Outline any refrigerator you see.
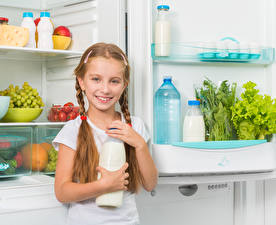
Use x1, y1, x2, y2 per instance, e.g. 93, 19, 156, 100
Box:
0, 0, 276, 225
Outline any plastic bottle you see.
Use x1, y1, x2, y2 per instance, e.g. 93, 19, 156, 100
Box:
155, 5, 170, 56
96, 137, 126, 207
21, 12, 36, 48
183, 100, 205, 142
154, 76, 181, 144
37, 12, 53, 49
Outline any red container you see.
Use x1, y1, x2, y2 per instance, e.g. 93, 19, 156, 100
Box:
47, 103, 79, 122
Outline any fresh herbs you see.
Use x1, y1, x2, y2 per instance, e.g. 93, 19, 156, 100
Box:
231, 81, 276, 140
195, 78, 237, 141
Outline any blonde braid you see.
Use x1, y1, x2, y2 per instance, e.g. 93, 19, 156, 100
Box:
119, 88, 143, 193
75, 78, 86, 116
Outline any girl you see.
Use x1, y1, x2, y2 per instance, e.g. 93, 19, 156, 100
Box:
53, 42, 158, 225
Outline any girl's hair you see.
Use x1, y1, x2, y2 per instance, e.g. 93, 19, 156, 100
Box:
73, 42, 143, 193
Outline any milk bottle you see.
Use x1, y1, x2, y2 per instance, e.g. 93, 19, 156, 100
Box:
37, 12, 53, 49
183, 100, 205, 142
96, 137, 126, 207
21, 12, 36, 48
155, 5, 171, 56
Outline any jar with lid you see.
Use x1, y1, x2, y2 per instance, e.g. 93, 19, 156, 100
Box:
155, 5, 170, 56
183, 100, 205, 142
0, 17, 8, 25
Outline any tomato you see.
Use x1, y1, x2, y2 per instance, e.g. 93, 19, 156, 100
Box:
64, 102, 74, 107
58, 111, 67, 122
72, 106, 79, 113
52, 104, 62, 113
63, 105, 72, 113
67, 111, 77, 121
53, 113, 59, 122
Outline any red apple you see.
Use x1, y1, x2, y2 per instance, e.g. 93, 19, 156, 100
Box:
53, 26, 71, 38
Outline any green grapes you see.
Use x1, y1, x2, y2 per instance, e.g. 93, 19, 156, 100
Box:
0, 82, 44, 108
45, 147, 58, 172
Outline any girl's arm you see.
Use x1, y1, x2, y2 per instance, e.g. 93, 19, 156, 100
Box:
55, 144, 129, 203
134, 141, 158, 192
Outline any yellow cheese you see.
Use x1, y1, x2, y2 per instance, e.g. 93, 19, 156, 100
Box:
0, 25, 29, 47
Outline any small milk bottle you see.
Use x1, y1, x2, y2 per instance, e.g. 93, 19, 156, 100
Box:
21, 12, 36, 48
155, 5, 171, 56
37, 12, 53, 49
183, 100, 205, 142
96, 137, 126, 207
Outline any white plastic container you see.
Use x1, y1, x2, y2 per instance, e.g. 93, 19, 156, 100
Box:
96, 137, 126, 207
155, 5, 170, 56
37, 12, 53, 49
183, 100, 205, 142
21, 12, 36, 48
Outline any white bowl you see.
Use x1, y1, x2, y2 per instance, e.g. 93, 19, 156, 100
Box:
0, 96, 10, 120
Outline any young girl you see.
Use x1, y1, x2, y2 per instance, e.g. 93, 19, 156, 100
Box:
53, 42, 158, 225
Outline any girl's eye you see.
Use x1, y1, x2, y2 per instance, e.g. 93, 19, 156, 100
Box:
111, 79, 120, 84
92, 77, 100, 82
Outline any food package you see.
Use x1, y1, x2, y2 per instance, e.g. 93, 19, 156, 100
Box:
0, 24, 29, 47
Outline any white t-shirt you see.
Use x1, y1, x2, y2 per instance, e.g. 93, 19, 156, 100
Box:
53, 114, 150, 225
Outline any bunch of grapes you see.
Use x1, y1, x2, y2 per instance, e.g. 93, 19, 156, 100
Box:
45, 147, 58, 172
0, 82, 44, 108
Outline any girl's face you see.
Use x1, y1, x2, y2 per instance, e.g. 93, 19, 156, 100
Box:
78, 57, 126, 112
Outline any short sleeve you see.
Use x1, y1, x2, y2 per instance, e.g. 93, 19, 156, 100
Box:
52, 120, 79, 151
131, 116, 150, 143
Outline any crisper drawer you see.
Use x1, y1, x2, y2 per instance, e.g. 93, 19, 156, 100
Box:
0, 127, 32, 178
152, 140, 276, 175
0, 125, 62, 178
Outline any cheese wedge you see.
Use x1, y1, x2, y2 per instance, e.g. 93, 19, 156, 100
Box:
0, 25, 29, 47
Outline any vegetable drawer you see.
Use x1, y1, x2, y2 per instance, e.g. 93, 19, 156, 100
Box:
152, 140, 276, 175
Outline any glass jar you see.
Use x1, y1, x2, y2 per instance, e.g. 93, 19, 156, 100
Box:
0, 17, 8, 25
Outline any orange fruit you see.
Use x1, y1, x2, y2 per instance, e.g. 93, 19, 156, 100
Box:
21, 143, 48, 171
40, 142, 52, 152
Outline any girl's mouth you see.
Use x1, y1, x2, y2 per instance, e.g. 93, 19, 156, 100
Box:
96, 96, 113, 103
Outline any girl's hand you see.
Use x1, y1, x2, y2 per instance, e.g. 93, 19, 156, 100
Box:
96, 162, 129, 193
106, 120, 146, 149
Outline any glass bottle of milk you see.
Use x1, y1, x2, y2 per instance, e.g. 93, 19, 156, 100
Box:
183, 100, 205, 142
96, 136, 126, 207
155, 5, 170, 56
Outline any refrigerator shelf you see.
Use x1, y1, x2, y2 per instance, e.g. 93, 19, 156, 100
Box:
151, 43, 275, 65
152, 141, 276, 176
0, 46, 83, 62
0, 122, 66, 127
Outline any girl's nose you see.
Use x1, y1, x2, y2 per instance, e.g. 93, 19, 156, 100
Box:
102, 82, 110, 93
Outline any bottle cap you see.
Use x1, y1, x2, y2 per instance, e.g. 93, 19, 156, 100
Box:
163, 76, 172, 82
23, 12, 33, 18
157, 5, 170, 10
188, 100, 200, 106
40, 11, 50, 18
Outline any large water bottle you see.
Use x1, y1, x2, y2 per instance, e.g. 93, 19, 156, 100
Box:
154, 76, 181, 144
21, 12, 36, 48
96, 136, 126, 207
37, 12, 53, 49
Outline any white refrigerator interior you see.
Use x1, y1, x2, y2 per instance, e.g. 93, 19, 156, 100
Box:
0, 0, 276, 225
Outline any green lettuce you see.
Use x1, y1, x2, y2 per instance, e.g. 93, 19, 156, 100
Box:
231, 81, 276, 140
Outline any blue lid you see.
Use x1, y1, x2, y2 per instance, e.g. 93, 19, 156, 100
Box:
157, 5, 170, 10
40, 11, 50, 18
163, 76, 172, 82
23, 12, 33, 18
188, 100, 200, 106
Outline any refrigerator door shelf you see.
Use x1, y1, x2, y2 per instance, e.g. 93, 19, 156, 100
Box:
152, 142, 276, 176
151, 43, 275, 65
